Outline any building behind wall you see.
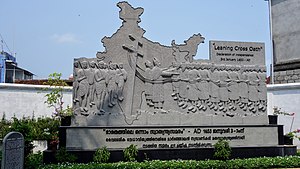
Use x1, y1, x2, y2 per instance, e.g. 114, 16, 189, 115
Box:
0, 51, 34, 83
271, 0, 300, 84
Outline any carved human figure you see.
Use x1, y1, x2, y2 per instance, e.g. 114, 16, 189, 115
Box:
170, 62, 181, 103
77, 61, 89, 115
116, 63, 127, 102
145, 60, 154, 106
187, 65, 201, 113
107, 63, 118, 107
238, 66, 249, 112
177, 64, 189, 109
73, 61, 80, 115
248, 67, 260, 113
94, 61, 108, 115
151, 58, 166, 113
87, 61, 96, 106
257, 67, 267, 112
73, 61, 80, 103
209, 64, 220, 111
218, 65, 231, 114
228, 66, 240, 111
197, 63, 211, 111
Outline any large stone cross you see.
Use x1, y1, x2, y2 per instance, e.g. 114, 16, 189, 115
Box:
122, 34, 144, 115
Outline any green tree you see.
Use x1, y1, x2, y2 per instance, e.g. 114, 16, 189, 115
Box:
44, 73, 72, 118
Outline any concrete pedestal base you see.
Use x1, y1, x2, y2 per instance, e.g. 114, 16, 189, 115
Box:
43, 124, 295, 164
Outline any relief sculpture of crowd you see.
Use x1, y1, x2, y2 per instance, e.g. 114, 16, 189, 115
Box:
141, 59, 266, 117
73, 57, 266, 118
73, 60, 127, 116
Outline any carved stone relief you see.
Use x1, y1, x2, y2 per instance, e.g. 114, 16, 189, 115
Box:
72, 1, 268, 126
73, 60, 127, 116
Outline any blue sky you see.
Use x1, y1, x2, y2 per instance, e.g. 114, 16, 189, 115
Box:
0, 0, 271, 79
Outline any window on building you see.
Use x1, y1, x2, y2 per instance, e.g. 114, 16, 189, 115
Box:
15, 69, 24, 80
5, 69, 13, 83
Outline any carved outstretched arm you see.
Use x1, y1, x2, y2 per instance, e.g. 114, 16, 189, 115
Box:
78, 75, 87, 82
95, 73, 105, 82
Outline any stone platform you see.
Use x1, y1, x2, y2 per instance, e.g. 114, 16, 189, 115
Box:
44, 123, 295, 164
41, 124, 296, 164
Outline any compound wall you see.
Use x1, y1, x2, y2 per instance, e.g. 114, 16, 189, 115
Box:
0, 83, 299, 147
0, 83, 72, 120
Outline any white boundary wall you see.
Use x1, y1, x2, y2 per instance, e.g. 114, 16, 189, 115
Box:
0, 83, 72, 119
267, 83, 300, 148
0, 83, 300, 147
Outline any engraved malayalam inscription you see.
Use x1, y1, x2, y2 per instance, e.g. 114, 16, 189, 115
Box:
103, 127, 246, 149
66, 126, 279, 150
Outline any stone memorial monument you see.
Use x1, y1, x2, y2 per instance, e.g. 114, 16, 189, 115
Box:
1, 132, 24, 169
62, 2, 293, 161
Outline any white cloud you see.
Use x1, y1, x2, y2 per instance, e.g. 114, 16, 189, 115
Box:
50, 33, 81, 44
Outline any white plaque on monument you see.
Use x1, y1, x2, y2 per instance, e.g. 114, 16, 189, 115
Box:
209, 41, 265, 65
